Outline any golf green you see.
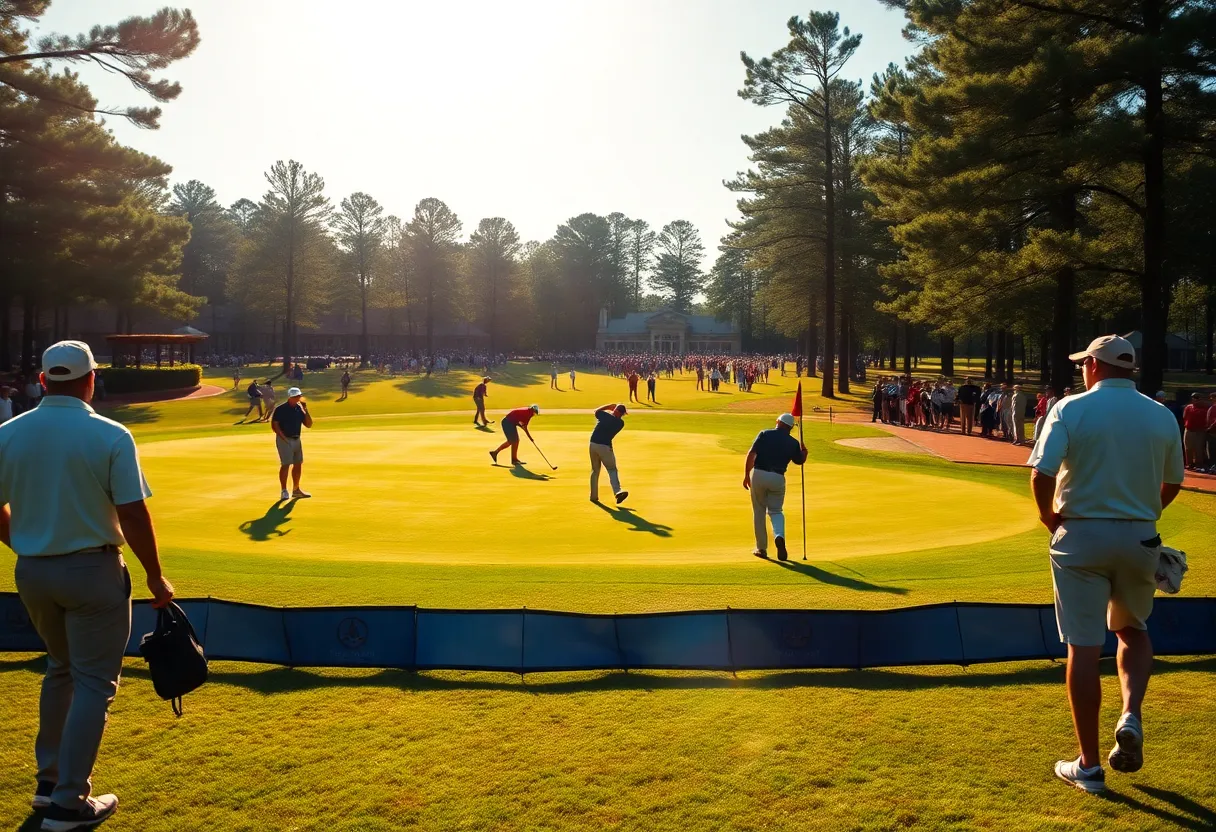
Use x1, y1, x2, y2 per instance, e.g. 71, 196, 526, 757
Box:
139, 426, 1036, 565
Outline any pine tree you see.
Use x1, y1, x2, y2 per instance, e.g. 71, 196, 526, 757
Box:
741, 11, 862, 397
468, 217, 522, 352
651, 220, 706, 313
406, 198, 462, 358
625, 219, 656, 311
334, 192, 386, 366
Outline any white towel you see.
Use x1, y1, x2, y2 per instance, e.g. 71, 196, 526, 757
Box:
1155, 546, 1188, 595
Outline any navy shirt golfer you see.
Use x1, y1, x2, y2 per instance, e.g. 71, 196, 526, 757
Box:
589, 403, 628, 503
744, 415, 807, 560
590, 410, 625, 446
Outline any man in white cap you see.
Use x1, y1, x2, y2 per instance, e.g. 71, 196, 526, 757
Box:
491, 404, 539, 466
0, 340, 174, 828
1028, 334, 1184, 793
271, 387, 313, 501
743, 413, 808, 561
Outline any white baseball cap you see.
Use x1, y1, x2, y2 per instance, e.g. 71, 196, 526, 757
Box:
287, 387, 303, 398
777, 413, 796, 427
530, 404, 540, 413
1069, 335, 1136, 369
42, 340, 97, 382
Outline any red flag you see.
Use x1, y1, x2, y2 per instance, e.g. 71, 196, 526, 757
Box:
791, 381, 803, 418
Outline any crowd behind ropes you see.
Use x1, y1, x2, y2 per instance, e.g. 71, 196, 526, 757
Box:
871, 374, 1216, 474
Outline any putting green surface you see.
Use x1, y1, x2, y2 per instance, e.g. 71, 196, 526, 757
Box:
142, 427, 1035, 565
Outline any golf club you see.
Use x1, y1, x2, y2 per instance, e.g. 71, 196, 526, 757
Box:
529, 436, 558, 470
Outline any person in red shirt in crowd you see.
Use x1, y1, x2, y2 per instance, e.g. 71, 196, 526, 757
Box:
627, 370, 640, 403
1181, 392, 1211, 469
491, 404, 539, 466
907, 382, 922, 427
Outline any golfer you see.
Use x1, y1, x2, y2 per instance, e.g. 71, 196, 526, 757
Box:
340, 370, 351, 399
259, 381, 277, 422
472, 376, 492, 427
1028, 335, 1185, 793
242, 378, 263, 422
589, 403, 629, 504
272, 387, 313, 501
491, 404, 539, 466
743, 413, 807, 561
0, 341, 174, 829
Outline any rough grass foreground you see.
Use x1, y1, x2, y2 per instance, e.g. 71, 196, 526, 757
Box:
0, 365, 1213, 830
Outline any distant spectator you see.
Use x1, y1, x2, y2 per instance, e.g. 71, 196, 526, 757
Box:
1182, 392, 1210, 470
0, 387, 12, 425
23, 375, 42, 409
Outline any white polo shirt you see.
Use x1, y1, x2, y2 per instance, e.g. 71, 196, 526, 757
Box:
0, 396, 152, 556
1027, 379, 1185, 521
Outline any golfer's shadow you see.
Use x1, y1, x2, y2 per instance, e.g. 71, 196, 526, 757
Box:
593, 503, 673, 537
239, 499, 299, 541
496, 464, 552, 481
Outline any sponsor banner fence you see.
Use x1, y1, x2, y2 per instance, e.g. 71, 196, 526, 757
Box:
1, 594, 1213, 672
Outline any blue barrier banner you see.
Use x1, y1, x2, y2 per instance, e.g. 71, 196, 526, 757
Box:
523, 611, 619, 671
860, 605, 964, 667
202, 600, 290, 665
284, 607, 416, 669
728, 610, 860, 669
616, 611, 731, 670
2, 594, 1212, 672
1147, 597, 1216, 656
0, 592, 42, 653
957, 604, 1049, 663
126, 599, 211, 658
416, 610, 523, 671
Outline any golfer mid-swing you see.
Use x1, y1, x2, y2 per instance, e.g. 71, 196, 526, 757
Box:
743, 413, 807, 561
589, 403, 628, 504
491, 404, 539, 466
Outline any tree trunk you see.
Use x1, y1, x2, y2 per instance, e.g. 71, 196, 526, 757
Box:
903, 322, 912, 375
282, 247, 294, 374
1139, 0, 1168, 394
995, 328, 1006, 385
985, 330, 994, 379
1206, 286, 1214, 375
360, 282, 369, 368
1040, 331, 1051, 385
806, 321, 818, 378
1005, 331, 1015, 383
821, 80, 836, 399
941, 335, 955, 378
889, 320, 898, 371
0, 289, 10, 370
20, 296, 35, 373
837, 307, 851, 395
1020, 335, 1027, 372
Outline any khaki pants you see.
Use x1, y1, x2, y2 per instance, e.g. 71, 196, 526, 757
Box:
960, 407, 975, 434
750, 469, 786, 551
15, 551, 132, 810
1050, 519, 1158, 647
589, 443, 622, 500
1183, 429, 1207, 466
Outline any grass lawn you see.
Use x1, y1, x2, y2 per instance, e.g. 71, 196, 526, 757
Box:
1, 362, 1213, 831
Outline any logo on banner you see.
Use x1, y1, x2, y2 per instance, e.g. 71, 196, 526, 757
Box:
779, 620, 812, 650
337, 617, 368, 650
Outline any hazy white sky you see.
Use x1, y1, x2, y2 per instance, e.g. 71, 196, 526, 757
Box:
37, 0, 911, 258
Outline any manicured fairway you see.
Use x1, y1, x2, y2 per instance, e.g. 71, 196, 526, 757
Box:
1, 363, 1213, 831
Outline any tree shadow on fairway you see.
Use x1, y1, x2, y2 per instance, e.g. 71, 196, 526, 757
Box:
239, 499, 299, 541
593, 502, 673, 537
1098, 786, 1216, 831
772, 559, 907, 595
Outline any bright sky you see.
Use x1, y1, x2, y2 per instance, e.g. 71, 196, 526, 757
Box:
36, 0, 911, 258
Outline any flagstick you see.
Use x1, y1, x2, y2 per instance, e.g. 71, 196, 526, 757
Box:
799, 413, 807, 560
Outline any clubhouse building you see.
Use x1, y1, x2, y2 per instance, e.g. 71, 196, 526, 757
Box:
595, 308, 740, 354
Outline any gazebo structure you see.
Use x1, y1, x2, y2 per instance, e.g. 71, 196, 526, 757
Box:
106, 329, 208, 369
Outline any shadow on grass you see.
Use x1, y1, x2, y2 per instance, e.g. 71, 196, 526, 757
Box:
238, 499, 299, 541
593, 503, 673, 537
504, 464, 551, 482
1098, 785, 1216, 831
773, 560, 908, 595
2, 656, 1206, 696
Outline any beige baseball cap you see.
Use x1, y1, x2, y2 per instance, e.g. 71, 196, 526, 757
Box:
1069, 334, 1136, 369
777, 413, 796, 427
42, 340, 97, 381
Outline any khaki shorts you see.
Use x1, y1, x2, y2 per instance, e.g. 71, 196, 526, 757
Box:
276, 436, 303, 466
1049, 518, 1159, 647
1184, 429, 1207, 459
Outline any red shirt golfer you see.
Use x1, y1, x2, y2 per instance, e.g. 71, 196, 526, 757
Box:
627, 371, 640, 403
491, 405, 539, 466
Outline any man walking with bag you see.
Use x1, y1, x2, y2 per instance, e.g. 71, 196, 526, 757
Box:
1028, 335, 1185, 793
0, 341, 174, 830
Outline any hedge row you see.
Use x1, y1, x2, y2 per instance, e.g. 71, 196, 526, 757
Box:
99, 365, 202, 395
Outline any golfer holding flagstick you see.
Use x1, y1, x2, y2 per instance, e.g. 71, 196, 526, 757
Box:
743, 403, 807, 561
